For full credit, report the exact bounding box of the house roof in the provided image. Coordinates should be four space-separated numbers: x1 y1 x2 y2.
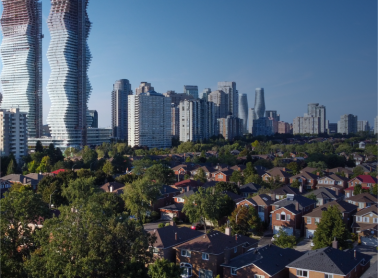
222 245 302 276
100 182 125 193
300 167 318 173
51 169 66 175
303 200 358 218
271 185 300 196
150 226 203 249
240 183 261 194
265 167 292 178
273 194 317 212
345 193 377 204
360 261 377 278
286 247 372 275
175 188 198 198
174 179 200 188
352 175 378 184
291 171 318 180
318 174 349 182
328 167 353 175
354 204 378 216
223 191 244 202
304 188 341 200
174 231 258 255
159 203 184 212
160 185 180 195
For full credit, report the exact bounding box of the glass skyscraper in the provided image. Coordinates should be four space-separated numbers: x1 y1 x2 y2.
0 0 43 138
184 85 199 99
47 0 92 147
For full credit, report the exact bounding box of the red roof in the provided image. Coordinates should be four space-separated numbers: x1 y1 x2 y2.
174 179 200 188
51 169 66 175
345 187 370 191
353 175 378 184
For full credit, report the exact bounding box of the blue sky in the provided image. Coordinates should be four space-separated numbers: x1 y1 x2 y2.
0 0 377 128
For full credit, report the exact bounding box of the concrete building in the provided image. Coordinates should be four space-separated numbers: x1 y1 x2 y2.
248 108 257 134
201 88 211 100
163 91 193 106
254 88 265 118
277 121 292 134
171 104 180 139
87 128 112 146
208 90 229 119
136 82 154 95
128 91 171 149
338 114 358 135
293 116 321 134
238 94 248 134
217 116 242 141
252 117 273 136
327 123 338 134
184 85 198 99
307 103 326 133
375 116 378 134
88 110 98 128
0 108 28 162
218 82 238 117
268 117 278 134
357 120 370 132
266 110 280 121
111 79 133 140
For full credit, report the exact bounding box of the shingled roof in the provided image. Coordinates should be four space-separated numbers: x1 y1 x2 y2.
150 226 203 249
304 188 342 200
303 200 358 218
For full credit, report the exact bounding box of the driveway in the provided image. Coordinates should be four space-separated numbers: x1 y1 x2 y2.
354 245 378 264
294 239 312 252
258 236 273 247
143 220 169 232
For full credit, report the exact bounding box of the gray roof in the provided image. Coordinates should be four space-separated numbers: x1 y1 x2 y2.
175 188 198 198
273 194 317 213
360 261 377 278
159 203 184 211
287 247 372 275
304 188 341 200
240 183 261 193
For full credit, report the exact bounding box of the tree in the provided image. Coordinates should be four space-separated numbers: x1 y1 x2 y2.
193 167 207 183
272 229 297 248
148 259 181 278
82 145 98 165
353 184 362 196
244 174 263 185
185 157 191 163
251 140 260 148
215 181 240 195
254 159 273 169
306 193 317 201
1 190 49 277
286 162 300 175
145 164 176 185
62 177 99 203
229 205 262 236
352 166 364 178
291 179 301 188
103 160 115 177
230 170 244 185
36 156 51 173
312 205 351 250
372 184 378 195
35 140 44 153
243 162 257 177
6 158 16 175
307 161 327 170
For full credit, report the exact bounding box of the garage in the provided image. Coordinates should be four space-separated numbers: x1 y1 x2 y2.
161 212 174 220
274 226 293 235
306 229 315 239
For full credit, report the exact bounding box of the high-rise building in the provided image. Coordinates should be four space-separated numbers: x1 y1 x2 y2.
254 88 266 118
248 108 257 134
268 117 278 134
0 0 43 138
375 116 378 135
277 121 292 134
184 85 199 99
47 0 92 148
217 116 242 141
136 82 154 95
338 114 357 135
111 79 133 140
357 120 370 132
265 110 280 121
202 88 211 100
208 90 229 120
0 108 28 162
218 82 238 117
327 123 338 134
293 116 321 134
252 117 273 136
171 104 180 139
128 91 171 148
88 110 98 128
0 93 2 105
238 94 248 134
307 103 326 133
163 91 193 106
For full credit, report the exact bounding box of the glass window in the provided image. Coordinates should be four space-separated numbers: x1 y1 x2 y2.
325 274 333 278
287 214 291 221
297 270 308 277
357 216 362 222
281 213 286 221
359 203 364 209
180 264 192 277
153 247 159 253
202 253 209 260
363 217 369 223
373 218 378 223
276 213 280 220
181 249 191 257
254 275 264 278
231 268 237 275
307 217 312 224
315 218 320 223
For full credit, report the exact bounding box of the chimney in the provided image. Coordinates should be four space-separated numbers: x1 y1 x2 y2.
335 188 339 196
224 248 230 264
282 167 286 172
225 227 231 236
272 193 276 201
23 178 27 184
316 172 320 176
235 234 238 241
354 250 357 259
332 237 338 249
175 232 177 241
299 185 303 193
295 201 299 211
187 186 190 192
109 186 113 192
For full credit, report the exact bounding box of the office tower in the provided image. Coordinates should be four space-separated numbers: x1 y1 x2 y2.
248 108 257 134
217 116 243 141
254 88 266 118
265 110 280 121
180 99 210 142
278 121 291 134
205 101 216 138
337 114 357 135
128 91 171 148
238 94 248 134
136 82 154 95
0 0 43 138
88 110 98 128
218 82 238 117
293 116 321 134
327 123 338 134
42 125 51 137
202 88 211 100
47 0 92 147
111 79 132 140
208 90 229 120
357 120 370 132
375 116 378 134
163 91 193 106
0 108 28 162
307 103 326 133
184 85 199 99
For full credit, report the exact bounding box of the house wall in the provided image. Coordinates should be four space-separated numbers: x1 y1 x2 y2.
271 207 300 231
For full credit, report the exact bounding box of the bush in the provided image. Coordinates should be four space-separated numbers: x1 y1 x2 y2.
172 217 179 224
165 223 170 227
350 233 358 242
158 223 165 228
150 211 160 221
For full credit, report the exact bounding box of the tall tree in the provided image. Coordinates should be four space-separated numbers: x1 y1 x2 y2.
353 184 362 196
36 156 51 173
35 140 44 153
144 164 175 185
193 167 207 183
229 205 262 236
230 170 244 184
6 159 16 175
272 229 297 249
82 146 98 166
215 181 240 195
102 160 115 177
148 259 181 278
286 162 300 175
62 177 99 203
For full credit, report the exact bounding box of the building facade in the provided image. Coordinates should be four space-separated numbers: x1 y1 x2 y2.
265 110 280 121
238 94 248 134
218 82 238 117
47 0 92 148
277 121 291 134
0 108 28 162
88 110 98 128
293 116 321 134
135 82 154 95
218 116 242 140
111 79 133 140
357 120 370 132
327 123 338 134
254 88 265 118
201 88 211 100
375 116 378 134
307 103 326 133
184 85 198 99
0 0 43 138
338 114 358 134
164 91 194 106
128 91 171 148
268 117 278 134
208 90 229 120
252 117 273 136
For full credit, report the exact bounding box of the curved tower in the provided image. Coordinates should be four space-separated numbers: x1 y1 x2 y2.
0 0 43 138
47 0 92 147
238 94 248 133
254 88 265 118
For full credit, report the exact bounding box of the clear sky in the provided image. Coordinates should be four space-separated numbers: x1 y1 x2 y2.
0 0 377 128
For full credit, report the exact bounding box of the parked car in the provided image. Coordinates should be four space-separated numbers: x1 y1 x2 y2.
191 223 204 230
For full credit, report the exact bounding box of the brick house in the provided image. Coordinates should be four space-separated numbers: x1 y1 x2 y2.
271 185 300 200
346 176 378 197
190 165 216 179
236 194 273 224
304 187 343 207
271 194 317 236
327 167 353 178
303 200 358 238
317 174 349 189
159 189 197 220
287 246 372 278
150 225 203 263
172 179 201 191
290 171 318 190
172 164 197 176
211 168 234 182
351 204 378 238
152 185 181 211
262 167 292 184
222 244 302 278
239 183 261 197
345 193 378 210
174 230 258 278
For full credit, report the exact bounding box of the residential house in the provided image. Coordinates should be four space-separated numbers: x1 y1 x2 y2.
271 185 300 200
152 185 181 211
0 179 12 198
287 246 372 278
172 179 201 191
159 189 198 220
346 175 378 197
230 165 246 172
223 191 244 203
211 168 234 182
172 164 197 176
1 173 46 190
346 193 378 210
271 194 317 236
351 204 378 240
317 174 349 190
327 167 353 178
290 171 318 190
150 225 203 263
230 150 240 156
303 200 358 238
237 194 274 223
190 165 215 179
358 164 377 175
100 181 125 194
352 153 366 165
222 244 302 278
304 187 343 207
239 183 261 197
174 230 258 278
262 167 292 184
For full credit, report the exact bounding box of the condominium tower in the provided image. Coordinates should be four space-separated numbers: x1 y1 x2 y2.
357 120 370 132
238 94 248 134
208 90 229 120
136 82 154 95
46 0 92 147
254 88 265 118
184 85 199 99
293 116 320 134
307 103 326 133
0 0 43 138
338 114 357 135
218 82 238 117
111 79 133 140
265 110 280 121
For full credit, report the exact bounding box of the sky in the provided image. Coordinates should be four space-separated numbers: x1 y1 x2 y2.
0 0 377 128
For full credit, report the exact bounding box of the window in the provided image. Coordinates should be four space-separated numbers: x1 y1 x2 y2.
346 192 350 198
258 206 264 213
359 203 364 209
234 247 237 253
181 249 191 257
231 268 237 275
325 274 333 278
281 213 286 221
177 198 184 203
202 253 209 260
218 174 223 179
363 217 369 223
153 247 159 254
297 269 308 277
307 217 312 224
356 216 362 222
373 218 378 224
315 218 320 223
180 263 192 277
287 214 291 221
254 275 264 278
367 183 372 187
276 213 280 220
199 269 213 278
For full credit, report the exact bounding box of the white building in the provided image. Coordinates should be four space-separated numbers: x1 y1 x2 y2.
128 91 171 149
293 116 321 134
217 116 243 141
0 108 28 162
337 114 357 135
217 82 238 117
238 94 248 134
375 116 378 134
208 90 228 120
357 120 370 132
307 103 326 133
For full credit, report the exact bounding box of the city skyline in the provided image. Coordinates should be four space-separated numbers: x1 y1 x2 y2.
0 0 376 128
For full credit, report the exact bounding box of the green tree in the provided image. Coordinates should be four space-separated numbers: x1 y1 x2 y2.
103 160 115 177
353 184 362 196
193 167 207 183
215 181 240 194
35 140 44 153
312 205 351 250
1 190 49 277
291 179 301 188
243 162 257 177
145 164 176 185
272 229 297 248
62 177 99 203
6 158 16 175
36 156 51 173
251 140 260 148
307 161 327 170
306 193 317 201
230 170 244 185
352 166 364 178
286 162 300 175
148 258 181 278
229 205 262 236
27 160 38 173
371 184 378 195
185 157 191 163
82 145 98 165
244 173 263 185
